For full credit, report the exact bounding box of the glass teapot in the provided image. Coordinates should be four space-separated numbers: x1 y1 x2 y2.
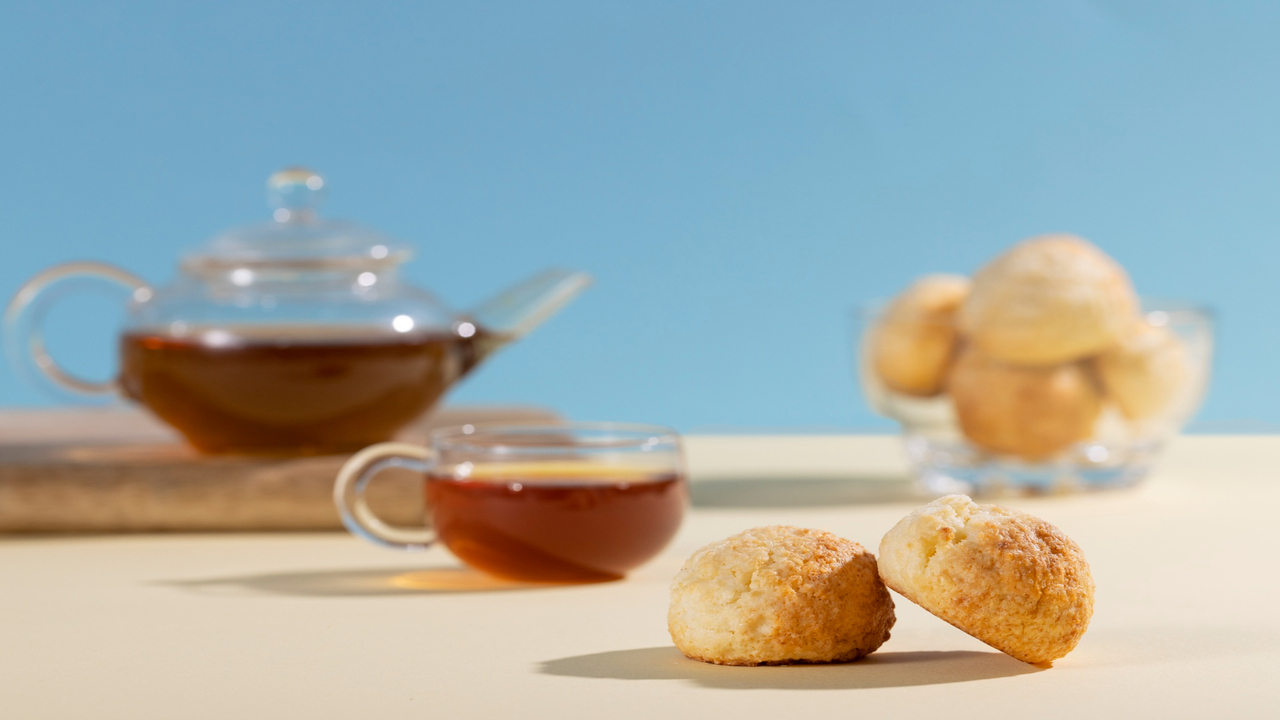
4 168 591 454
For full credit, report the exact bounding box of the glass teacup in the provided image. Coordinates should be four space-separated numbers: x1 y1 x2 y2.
334 423 687 583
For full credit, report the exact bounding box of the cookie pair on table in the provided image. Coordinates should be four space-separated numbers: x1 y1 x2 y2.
668 495 1094 666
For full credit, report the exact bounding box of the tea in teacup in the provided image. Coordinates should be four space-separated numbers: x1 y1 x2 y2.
427 463 685 582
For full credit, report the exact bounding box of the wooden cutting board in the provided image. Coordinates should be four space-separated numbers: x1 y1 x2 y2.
0 406 561 533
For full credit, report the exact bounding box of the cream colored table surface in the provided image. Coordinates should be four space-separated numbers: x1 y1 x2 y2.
3 436 1278 719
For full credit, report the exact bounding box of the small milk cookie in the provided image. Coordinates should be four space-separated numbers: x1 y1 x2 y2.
947 345 1102 459
668 526 895 666
871 274 970 397
878 495 1094 664
960 234 1139 365
1094 321 1189 421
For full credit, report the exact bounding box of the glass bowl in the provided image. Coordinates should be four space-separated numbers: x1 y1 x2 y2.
856 301 1214 495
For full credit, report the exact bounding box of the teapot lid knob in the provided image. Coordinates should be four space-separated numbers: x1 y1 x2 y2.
267 167 327 222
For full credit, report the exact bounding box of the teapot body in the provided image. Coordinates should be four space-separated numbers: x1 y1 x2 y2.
115 266 492 453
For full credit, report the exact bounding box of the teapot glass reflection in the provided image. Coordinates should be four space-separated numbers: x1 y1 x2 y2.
4 168 590 454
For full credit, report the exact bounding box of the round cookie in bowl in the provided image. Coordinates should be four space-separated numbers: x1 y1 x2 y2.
869 274 970 397
947 345 1102 460
959 234 1139 366
1094 319 1191 423
668 526 895 666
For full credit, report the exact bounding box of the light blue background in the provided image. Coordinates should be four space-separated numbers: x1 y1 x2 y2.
0 1 1273 432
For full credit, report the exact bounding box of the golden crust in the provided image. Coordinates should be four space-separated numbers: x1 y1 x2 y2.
960 234 1139 365
668 526 896 666
947 345 1102 459
878 495 1094 664
871 274 970 397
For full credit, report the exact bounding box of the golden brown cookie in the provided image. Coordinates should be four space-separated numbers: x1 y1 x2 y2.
948 345 1102 459
668 526 895 665
960 234 1139 365
870 274 970 397
1094 321 1189 421
878 495 1094 664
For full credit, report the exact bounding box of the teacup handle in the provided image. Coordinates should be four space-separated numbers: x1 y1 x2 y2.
3 261 148 398
334 442 438 551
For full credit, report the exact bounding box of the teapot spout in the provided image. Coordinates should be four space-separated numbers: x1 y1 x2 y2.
467 268 592 353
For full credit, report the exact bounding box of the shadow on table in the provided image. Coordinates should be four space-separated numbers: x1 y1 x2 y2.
539 646 1040 689
165 566 589 597
690 474 922 508
1060 624 1280 669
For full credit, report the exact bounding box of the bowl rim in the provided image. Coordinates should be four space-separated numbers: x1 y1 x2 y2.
852 297 1217 325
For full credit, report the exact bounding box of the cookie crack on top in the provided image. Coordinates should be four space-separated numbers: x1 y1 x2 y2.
920 516 970 578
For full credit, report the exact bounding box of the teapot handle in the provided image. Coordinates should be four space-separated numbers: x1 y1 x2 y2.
3 261 148 399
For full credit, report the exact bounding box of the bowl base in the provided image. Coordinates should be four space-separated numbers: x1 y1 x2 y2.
903 434 1162 497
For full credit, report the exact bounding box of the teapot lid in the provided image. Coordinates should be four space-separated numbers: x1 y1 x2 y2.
182 168 411 273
